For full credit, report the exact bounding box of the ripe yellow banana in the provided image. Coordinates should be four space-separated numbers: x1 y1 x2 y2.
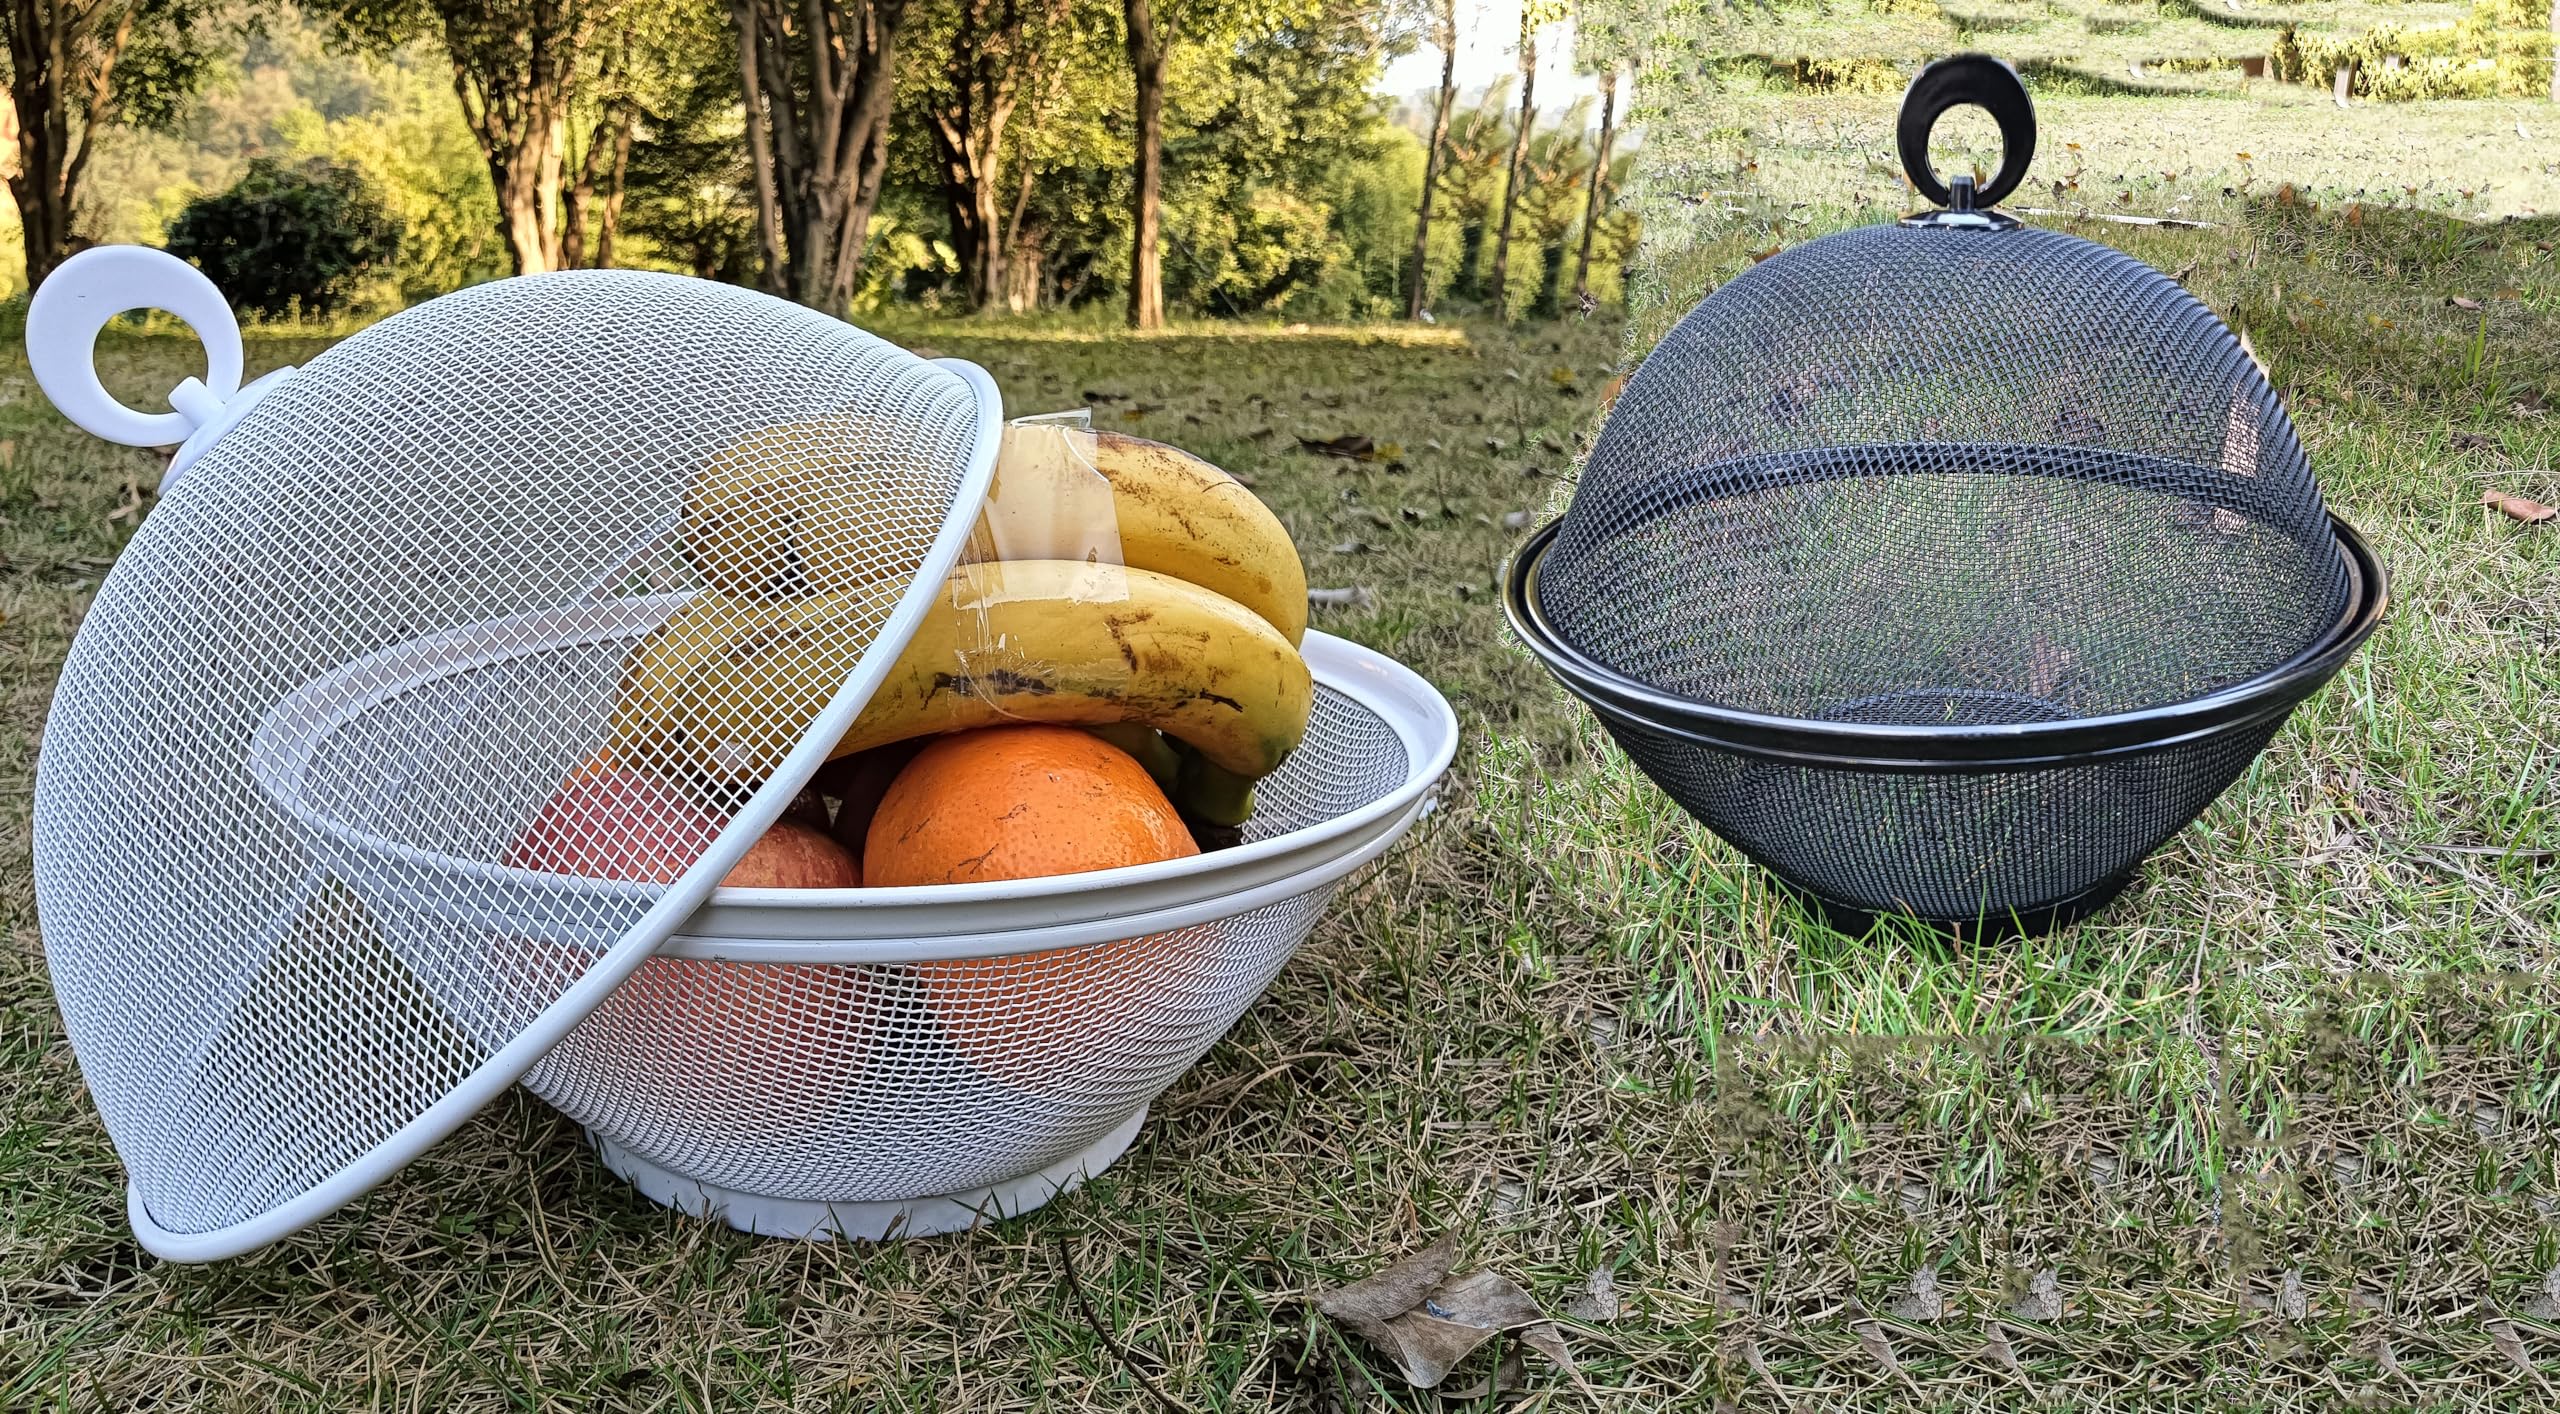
960 428 1307 645
680 418 1309 650
625 561 1311 782
680 415 931 597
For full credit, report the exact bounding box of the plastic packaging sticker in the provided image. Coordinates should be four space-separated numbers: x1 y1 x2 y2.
970 410 1126 571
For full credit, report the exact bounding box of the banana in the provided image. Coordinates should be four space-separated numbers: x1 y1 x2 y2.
628 561 1311 782
608 584 901 771
1171 745 1259 829
1082 722 1184 796
958 428 1307 645
680 415 927 597
680 418 1310 651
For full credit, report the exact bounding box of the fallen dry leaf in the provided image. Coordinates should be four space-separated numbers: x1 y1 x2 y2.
1853 1319 1919 1393
2277 1268 2309 1323
1307 586 1374 611
1326 539 1370 556
2012 1269 2064 1323
1981 1322 2032 1394
1889 1267 1944 1323
2453 430 2503 455
1440 1337 1527 1400
1078 387 1127 403
1500 510 1532 531
2450 296 2484 312
2485 1317 2554 1394
2484 490 2556 525
2527 1265 2560 1321
1562 1266 1620 1324
1749 244 1782 263
1316 1238 1584 1391
1298 433 1375 461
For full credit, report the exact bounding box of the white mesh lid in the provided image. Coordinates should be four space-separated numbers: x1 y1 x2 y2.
25 248 1001 1259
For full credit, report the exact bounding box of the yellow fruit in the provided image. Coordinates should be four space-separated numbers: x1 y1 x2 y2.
680 415 918 597
954 427 1307 644
627 561 1311 782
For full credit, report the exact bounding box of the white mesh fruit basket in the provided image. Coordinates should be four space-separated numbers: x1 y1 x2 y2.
26 247 1455 1259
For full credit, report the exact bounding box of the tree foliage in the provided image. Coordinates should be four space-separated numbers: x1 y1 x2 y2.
166 155 400 316
2 0 223 286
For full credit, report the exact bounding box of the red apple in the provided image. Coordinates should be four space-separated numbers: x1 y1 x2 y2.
721 819 861 888
507 767 723 883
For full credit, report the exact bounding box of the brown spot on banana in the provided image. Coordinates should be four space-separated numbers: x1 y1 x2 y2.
623 560 1310 781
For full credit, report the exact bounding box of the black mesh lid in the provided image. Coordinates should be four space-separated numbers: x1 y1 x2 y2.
1536 59 2354 735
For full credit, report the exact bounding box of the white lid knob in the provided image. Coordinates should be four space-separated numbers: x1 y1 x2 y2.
27 246 247 448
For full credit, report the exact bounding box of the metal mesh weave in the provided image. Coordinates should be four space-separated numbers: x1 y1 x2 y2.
529 684 1410 1203
1529 222 2362 928
35 272 983 1241
1543 223 2349 719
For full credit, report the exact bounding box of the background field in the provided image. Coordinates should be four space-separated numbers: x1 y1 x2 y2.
4 5 2560 1413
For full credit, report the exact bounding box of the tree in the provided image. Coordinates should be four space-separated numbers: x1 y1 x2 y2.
733 0 912 311
1488 0 1560 316
1570 64 1613 303
1403 0 1455 319
328 0 625 276
1434 79 1508 302
1516 96 1589 318
2 0 216 288
1121 0 1168 328
166 157 401 317
2550 0 2557 102
907 0 1076 311
619 12 760 281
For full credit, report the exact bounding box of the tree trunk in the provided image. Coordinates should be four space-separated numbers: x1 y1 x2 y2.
593 111 634 268
2332 61 2352 105
489 135 559 275
944 174 1006 311
931 99 1015 311
7 0 132 289
1004 222 1044 313
1453 218 1485 300
733 0 911 313
1405 3 1457 320
1490 25 1536 318
734 0 788 293
1123 0 1166 331
2550 0 2558 104
1573 67 1615 304
1532 240 1565 319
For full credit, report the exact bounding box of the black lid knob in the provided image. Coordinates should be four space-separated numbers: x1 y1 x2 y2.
1898 54 2036 210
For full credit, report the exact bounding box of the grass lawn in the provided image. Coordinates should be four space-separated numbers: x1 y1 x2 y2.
3 70 2558 1414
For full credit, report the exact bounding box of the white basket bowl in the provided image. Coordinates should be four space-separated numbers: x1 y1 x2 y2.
250 614 1454 1238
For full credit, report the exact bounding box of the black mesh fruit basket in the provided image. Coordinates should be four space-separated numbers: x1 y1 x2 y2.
1505 55 2387 938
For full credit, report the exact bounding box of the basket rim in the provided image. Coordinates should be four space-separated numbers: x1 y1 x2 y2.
1505 510 2385 770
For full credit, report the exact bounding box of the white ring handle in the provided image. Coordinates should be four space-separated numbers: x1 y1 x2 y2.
27 245 245 447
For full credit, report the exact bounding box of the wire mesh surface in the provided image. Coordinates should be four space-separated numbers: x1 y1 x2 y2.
1598 708 2285 922
526 683 1409 1202
1542 225 2350 721
1526 222 2366 928
34 273 982 1242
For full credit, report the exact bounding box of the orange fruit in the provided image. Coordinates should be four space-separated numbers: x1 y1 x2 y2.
865 725 1205 1087
506 768 866 1107
864 724 1198 886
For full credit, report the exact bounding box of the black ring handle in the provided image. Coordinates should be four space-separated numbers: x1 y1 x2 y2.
1897 53 2036 209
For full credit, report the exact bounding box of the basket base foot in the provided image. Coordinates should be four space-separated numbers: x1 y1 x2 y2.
1786 869 2137 942
589 1106 1148 1241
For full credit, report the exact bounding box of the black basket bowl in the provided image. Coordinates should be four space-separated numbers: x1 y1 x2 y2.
1507 55 2391 939
1506 496 2385 938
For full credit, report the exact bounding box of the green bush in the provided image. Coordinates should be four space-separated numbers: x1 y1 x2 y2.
165 157 400 319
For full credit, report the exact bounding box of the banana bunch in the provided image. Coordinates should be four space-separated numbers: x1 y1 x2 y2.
611 422 1311 829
